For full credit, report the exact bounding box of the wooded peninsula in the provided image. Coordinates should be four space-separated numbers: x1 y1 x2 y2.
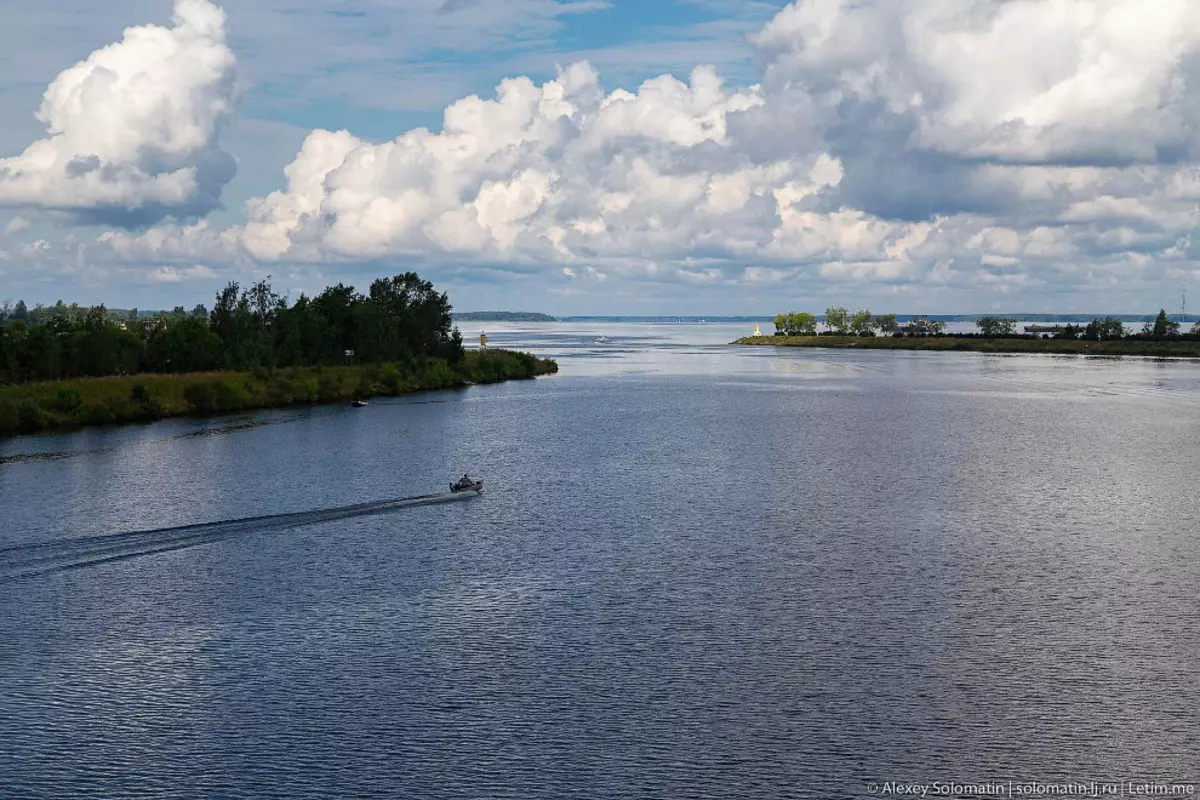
0 273 557 437
740 308 1200 358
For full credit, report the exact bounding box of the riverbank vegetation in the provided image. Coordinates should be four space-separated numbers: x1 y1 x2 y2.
0 273 558 437
748 307 1200 357
0 350 557 437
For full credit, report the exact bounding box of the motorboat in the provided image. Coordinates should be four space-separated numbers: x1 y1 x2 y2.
351 400 369 408
450 479 484 494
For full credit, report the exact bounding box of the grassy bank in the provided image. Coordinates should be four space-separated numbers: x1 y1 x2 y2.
0 349 557 438
736 335 1200 358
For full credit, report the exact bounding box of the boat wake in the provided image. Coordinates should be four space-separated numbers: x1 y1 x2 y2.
0 491 474 583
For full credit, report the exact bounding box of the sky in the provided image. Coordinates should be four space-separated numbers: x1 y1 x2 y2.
1 0 1199 316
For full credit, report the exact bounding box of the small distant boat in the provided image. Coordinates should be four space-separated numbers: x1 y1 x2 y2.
351 400 369 408
595 336 609 343
450 479 484 494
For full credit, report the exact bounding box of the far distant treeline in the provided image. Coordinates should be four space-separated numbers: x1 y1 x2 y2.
0 273 465 384
453 311 558 322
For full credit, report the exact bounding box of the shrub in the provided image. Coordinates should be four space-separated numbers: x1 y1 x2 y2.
317 375 342 402
267 376 303 405
0 399 19 434
17 400 47 431
131 383 165 419
213 378 252 411
54 387 84 415
184 382 218 414
82 402 115 426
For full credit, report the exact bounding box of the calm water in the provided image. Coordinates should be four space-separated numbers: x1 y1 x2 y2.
2 324 1198 799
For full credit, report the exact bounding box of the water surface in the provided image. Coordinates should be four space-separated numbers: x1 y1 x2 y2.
2 324 1198 798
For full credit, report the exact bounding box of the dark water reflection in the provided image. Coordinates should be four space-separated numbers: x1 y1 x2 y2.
1 324 1198 798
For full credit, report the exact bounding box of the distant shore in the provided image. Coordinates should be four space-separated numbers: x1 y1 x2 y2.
454 312 558 322
0 349 557 439
736 335 1200 358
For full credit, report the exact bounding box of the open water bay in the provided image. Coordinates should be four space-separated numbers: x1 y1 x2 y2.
1 323 1198 798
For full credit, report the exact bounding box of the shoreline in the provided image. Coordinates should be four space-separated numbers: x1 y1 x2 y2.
0 349 557 439
735 335 1200 359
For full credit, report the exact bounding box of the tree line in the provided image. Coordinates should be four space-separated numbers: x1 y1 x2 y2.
0 273 464 385
976 310 1198 340
774 308 1200 341
774 308 904 336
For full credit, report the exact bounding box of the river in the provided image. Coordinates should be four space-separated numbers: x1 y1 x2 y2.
2 322 1198 798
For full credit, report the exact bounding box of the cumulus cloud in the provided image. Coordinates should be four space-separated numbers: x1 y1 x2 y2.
11 0 1200 309
236 62 851 268
0 0 237 226
756 0 1200 165
216 0 1200 305
146 264 218 283
3 217 31 237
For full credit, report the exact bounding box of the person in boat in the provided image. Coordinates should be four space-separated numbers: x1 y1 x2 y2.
457 474 474 489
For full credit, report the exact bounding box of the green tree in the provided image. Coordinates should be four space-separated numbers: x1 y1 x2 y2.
793 312 818 336
873 313 897 333
144 317 222 373
1151 309 1180 339
1084 317 1124 340
849 309 874 336
825 306 850 334
12 300 29 322
313 283 359 357
977 316 1017 337
1054 324 1081 340
775 312 817 336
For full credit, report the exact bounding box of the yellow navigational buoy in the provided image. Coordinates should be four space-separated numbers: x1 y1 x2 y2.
480 332 488 348
753 324 761 337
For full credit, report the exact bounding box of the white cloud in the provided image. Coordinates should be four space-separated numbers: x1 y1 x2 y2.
234 62 823 267
9 0 1200 312
146 264 218 283
3 217 31 236
0 0 237 226
96 220 240 262
742 266 795 284
755 0 1200 164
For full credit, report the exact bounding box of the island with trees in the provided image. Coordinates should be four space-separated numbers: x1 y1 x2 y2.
0 272 557 437
739 307 1200 357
